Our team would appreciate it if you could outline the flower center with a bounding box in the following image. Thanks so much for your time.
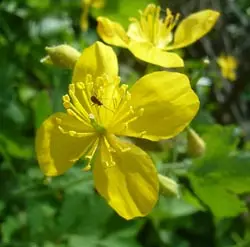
[127,4,179,49]
[57,73,145,171]
[60,74,144,136]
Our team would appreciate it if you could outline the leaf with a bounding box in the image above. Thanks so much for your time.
[32,90,53,129]
[188,125,250,218]
[0,134,33,159]
[1,216,20,244]
[68,235,99,247]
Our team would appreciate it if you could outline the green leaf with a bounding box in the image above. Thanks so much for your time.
[0,134,33,159]
[1,216,20,244]
[188,125,250,218]
[32,90,53,129]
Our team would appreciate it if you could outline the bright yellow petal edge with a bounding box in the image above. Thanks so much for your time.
[110,71,200,141]
[35,113,97,176]
[72,41,119,83]
[93,135,159,220]
[96,6,220,68]
[97,17,129,48]
[167,10,220,50]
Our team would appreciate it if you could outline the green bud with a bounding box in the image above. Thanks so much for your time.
[158,174,179,197]
[41,44,81,69]
[187,127,206,157]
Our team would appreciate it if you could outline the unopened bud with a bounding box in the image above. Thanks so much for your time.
[187,127,206,157]
[41,44,81,69]
[203,57,210,65]
[158,174,179,197]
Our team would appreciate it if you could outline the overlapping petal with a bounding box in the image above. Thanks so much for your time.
[97,17,129,48]
[72,41,118,83]
[111,71,199,141]
[93,135,159,220]
[128,41,184,68]
[167,10,220,50]
[35,113,97,176]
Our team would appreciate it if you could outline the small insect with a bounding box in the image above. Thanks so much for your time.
[90,95,114,112]
[90,95,103,106]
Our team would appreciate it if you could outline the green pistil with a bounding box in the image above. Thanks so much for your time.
[89,116,106,134]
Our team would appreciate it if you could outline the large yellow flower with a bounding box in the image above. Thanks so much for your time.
[217,54,238,81]
[97,4,220,68]
[35,41,200,220]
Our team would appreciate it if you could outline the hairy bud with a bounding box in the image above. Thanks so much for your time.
[41,44,81,69]
[187,127,206,157]
[158,174,179,197]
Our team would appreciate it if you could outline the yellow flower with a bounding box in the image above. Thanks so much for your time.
[217,54,238,81]
[80,0,105,31]
[35,41,200,220]
[97,4,220,68]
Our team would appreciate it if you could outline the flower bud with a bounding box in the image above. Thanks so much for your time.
[187,127,206,157]
[158,174,179,197]
[41,44,81,69]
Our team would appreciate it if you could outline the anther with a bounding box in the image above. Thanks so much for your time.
[82,164,91,171]
[89,113,95,120]
[58,126,67,134]
[69,83,75,92]
[138,131,147,138]
[69,130,76,136]
[129,105,135,114]
[104,161,116,168]
[138,108,144,116]
[63,102,71,109]
[55,117,62,124]
[62,94,70,102]
[76,82,85,89]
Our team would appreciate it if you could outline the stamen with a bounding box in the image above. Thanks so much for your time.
[69,85,90,119]
[66,109,91,127]
[104,160,116,168]
[58,125,95,138]
[82,138,99,171]
[138,131,147,138]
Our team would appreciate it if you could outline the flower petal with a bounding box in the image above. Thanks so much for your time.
[167,10,220,50]
[128,41,184,67]
[112,71,199,141]
[35,113,97,176]
[93,135,159,220]
[72,41,118,83]
[97,17,129,48]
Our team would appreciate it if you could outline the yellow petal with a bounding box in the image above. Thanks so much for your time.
[97,17,129,48]
[128,41,184,68]
[93,135,159,220]
[167,10,220,50]
[72,41,118,83]
[112,71,199,141]
[35,113,97,176]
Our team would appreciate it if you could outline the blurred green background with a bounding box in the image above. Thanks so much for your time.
[1,0,250,246]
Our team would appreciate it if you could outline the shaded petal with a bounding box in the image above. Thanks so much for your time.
[167,10,220,50]
[35,113,97,176]
[112,71,199,141]
[128,41,184,68]
[93,135,159,220]
[97,17,129,48]
[72,41,118,83]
